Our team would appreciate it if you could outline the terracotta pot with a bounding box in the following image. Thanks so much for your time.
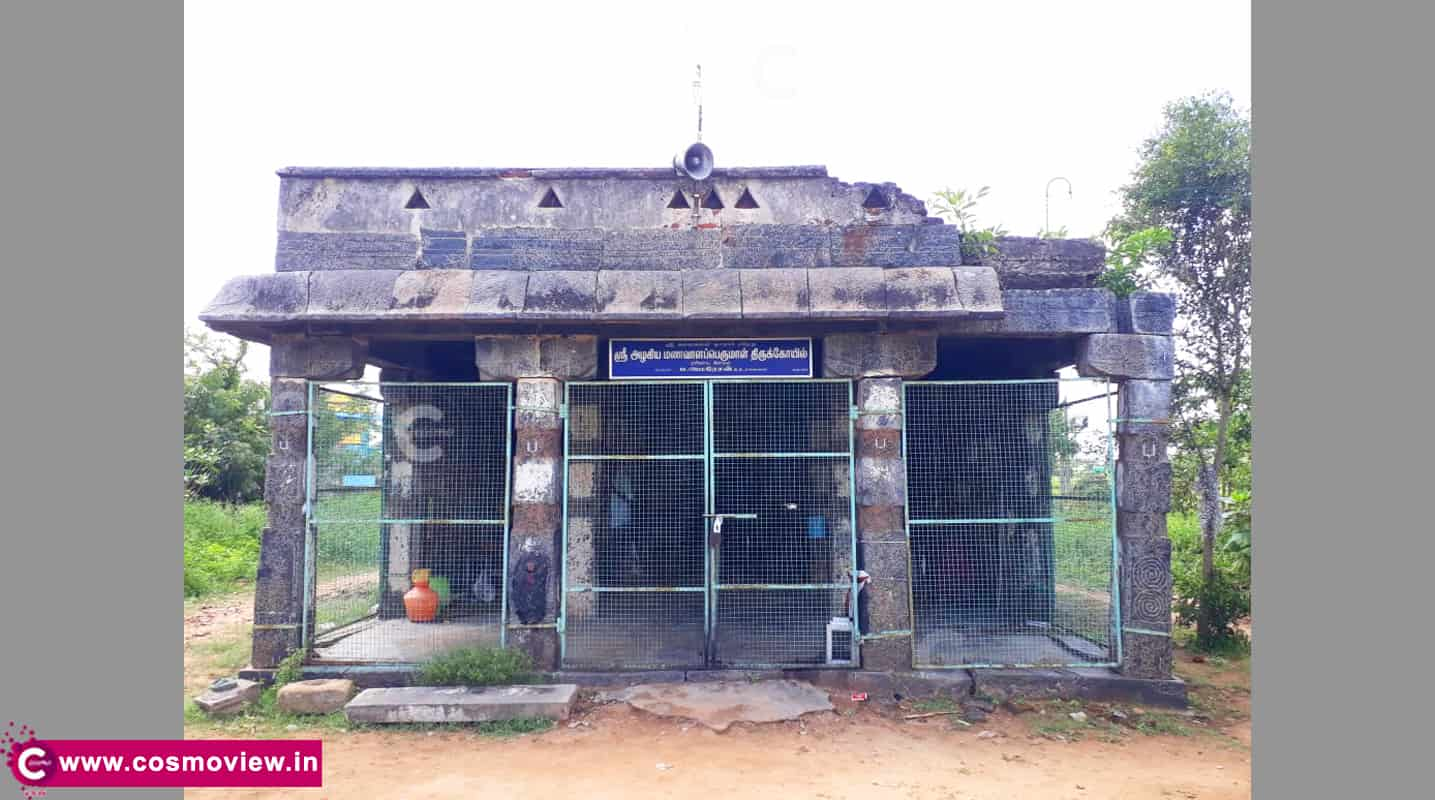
[403,568,439,623]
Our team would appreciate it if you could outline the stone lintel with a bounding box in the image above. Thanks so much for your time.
[269,334,367,380]
[1075,334,1175,380]
[476,335,597,381]
[823,332,937,379]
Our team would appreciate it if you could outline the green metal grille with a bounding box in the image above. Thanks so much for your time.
[710,381,856,667]
[305,382,512,664]
[563,382,708,668]
[903,379,1118,668]
[560,380,858,670]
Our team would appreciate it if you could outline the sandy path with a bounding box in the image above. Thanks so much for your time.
[183,583,1250,800]
[188,698,1249,800]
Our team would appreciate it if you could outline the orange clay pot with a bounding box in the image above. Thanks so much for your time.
[403,568,439,623]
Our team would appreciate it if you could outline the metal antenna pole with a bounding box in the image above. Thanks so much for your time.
[693,64,703,142]
[1045,177,1072,235]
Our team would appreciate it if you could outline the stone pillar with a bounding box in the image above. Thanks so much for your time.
[823,332,936,671]
[377,373,420,619]
[507,377,564,670]
[252,336,367,669]
[1075,321,1177,680]
[252,377,308,668]
[1115,379,1175,679]
[853,377,913,671]
[476,335,597,671]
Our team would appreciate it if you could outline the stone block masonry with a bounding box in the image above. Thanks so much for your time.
[837,341,938,672]
[1107,333,1176,679]
[251,377,308,669]
[498,356,596,671]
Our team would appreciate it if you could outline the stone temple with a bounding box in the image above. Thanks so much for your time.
[201,160,1183,704]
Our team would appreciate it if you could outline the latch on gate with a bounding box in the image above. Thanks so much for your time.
[703,513,758,546]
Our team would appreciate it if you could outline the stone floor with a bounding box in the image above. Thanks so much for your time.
[313,613,501,663]
[913,628,1111,667]
[563,614,849,669]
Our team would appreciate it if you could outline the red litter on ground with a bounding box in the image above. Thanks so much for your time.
[851,692,868,702]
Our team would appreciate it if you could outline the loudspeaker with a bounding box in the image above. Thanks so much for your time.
[673,142,714,180]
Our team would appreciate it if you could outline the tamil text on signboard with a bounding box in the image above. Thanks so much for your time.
[608,338,813,379]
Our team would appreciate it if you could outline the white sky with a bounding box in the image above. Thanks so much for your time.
[185,0,1250,376]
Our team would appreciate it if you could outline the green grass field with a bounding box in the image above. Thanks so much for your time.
[312,490,384,631]
[184,500,265,597]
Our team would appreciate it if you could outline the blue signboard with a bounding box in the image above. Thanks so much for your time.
[609,338,813,379]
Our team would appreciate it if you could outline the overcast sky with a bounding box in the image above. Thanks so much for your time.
[185,0,1250,376]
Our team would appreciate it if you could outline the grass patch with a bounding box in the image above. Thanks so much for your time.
[906,696,960,714]
[416,646,536,687]
[1019,699,1195,742]
[1052,497,1115,594]
[1173,626,1251,657]
[472,718,554,737]
[184,500,265,597]
[344,718,556,737]
[192,634,252,674]
[1126,712,1194,737]
[312,491,385,631]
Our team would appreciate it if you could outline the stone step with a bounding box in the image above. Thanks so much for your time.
[344,684,577,724]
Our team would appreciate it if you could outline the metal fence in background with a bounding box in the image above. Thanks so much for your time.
[903,379,1118,668]
[305,382,511,664]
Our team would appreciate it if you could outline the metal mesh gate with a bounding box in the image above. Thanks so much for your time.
[562,382,708,668]
[305,382,512,664]
[710,381,856,667]
[561,380,858,670]
[903,379,1118,668]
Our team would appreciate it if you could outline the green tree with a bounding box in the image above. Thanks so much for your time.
[1111,92,1251,646]
[184,329,270,502]
[1096,226,1173,297]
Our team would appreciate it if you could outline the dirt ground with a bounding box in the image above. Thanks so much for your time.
[184,591,1251,800]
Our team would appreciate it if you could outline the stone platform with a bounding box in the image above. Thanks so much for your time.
[279,665,1185,709]
[344,684,578,724]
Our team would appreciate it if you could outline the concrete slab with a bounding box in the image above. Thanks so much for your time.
[344,684,577,724]
[606,679,833,731]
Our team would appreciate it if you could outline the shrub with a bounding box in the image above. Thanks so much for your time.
[1096,226,1172,298]
[1169,512,1251,651]
[416,646,534,687]
[184,330,270,504]
[272,648,306,688]
[184,500,265,597]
